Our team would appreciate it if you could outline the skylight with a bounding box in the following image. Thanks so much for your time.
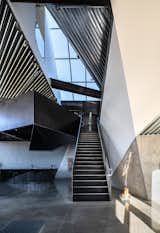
[46,9,99,101]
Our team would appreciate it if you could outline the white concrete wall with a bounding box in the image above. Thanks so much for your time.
[101,0,160,172]
[0,141,67,170]
[100,23,136,171]
[111,0,160,134]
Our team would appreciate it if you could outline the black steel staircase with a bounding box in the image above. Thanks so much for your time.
[73,115,110,201]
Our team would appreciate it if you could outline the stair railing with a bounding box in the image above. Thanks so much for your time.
[72,114,83,201]
[97,119,112,200]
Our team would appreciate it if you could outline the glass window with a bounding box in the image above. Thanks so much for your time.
[87,96,99,101]
[86,71,94,82]
[73,82,86,87]
[50,30,68,58]
[46,10,59,29]
[56,60,71,82]
[71,59,85,82]
[74,94,86,101]
[60,91,73,101]
[45,8,99,101]
[69,43,78,58]
[35,26,44,57]
[87,82,99,90]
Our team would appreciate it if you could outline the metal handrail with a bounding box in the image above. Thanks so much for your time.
[72,114,83,200]
[97,119,112,200]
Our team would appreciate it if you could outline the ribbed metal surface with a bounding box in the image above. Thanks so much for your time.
[141,116,160,135]
[47,5,113,87]
[0,0,55,101]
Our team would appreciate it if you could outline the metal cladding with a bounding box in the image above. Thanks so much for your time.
[47,4,113,88]
[141,116,160,135]
[0,0,55,101]
[0,92,80,149]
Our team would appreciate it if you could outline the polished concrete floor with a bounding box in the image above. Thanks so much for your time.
[0,179,129,233]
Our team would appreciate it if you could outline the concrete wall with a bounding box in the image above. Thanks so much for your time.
[113,135,160,200]
[101,0,160,171]
[101,0,160,199]
[100,23,136,172]
[110,0,160,135]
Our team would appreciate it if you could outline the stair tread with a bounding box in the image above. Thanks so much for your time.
[74,185,108,188]
[73,193,109,195]
[75,165,104,167]
[73,180,106,182]
[76,154,102,156]
[74,169,105,171]
[75,161,103,163]
[73,126,110,202]
[74,174,105,177]
[76,157,102,158]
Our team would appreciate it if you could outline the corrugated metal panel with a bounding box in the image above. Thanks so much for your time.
[141,116,160,135]
[0,0,55,101]
[47,5,113,87]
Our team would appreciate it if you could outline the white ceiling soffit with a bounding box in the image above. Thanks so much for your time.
[0,0,55,101]
[47,5,113,88]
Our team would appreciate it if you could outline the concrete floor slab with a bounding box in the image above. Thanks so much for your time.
[0,180,129,233]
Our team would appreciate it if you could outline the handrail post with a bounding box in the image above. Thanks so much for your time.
[72,114,83,201]
[97,118,112,200]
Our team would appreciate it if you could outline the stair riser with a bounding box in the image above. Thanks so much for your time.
[74,166,104,170]
[73,187,108,193]
[73,125,110,202]
[73,181,107,186]
[74,176,106,180]
[78,148,101,150]
[77,151,102,154]
[76,153,102,158]
[77,146,101,148]
[74,170,105,175]
[80,135,99,139]
[79,139,99,141]
[73,194,110,201]
[78,144,101,146]
[76,158,103,161]
[75,161,103,165]
[77,148,101,150]
[79,139,99,140]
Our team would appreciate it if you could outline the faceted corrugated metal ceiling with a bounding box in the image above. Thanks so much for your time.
[47,5,113,88]
[0,0,55,101]
[141,116,160,135]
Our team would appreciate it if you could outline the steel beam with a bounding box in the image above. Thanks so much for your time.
[50,78,101,98]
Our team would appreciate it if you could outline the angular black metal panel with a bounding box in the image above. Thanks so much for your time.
[34,92,79,135]
[30,125,76,150]
[0,125,33,141]
[0,91,80,149]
